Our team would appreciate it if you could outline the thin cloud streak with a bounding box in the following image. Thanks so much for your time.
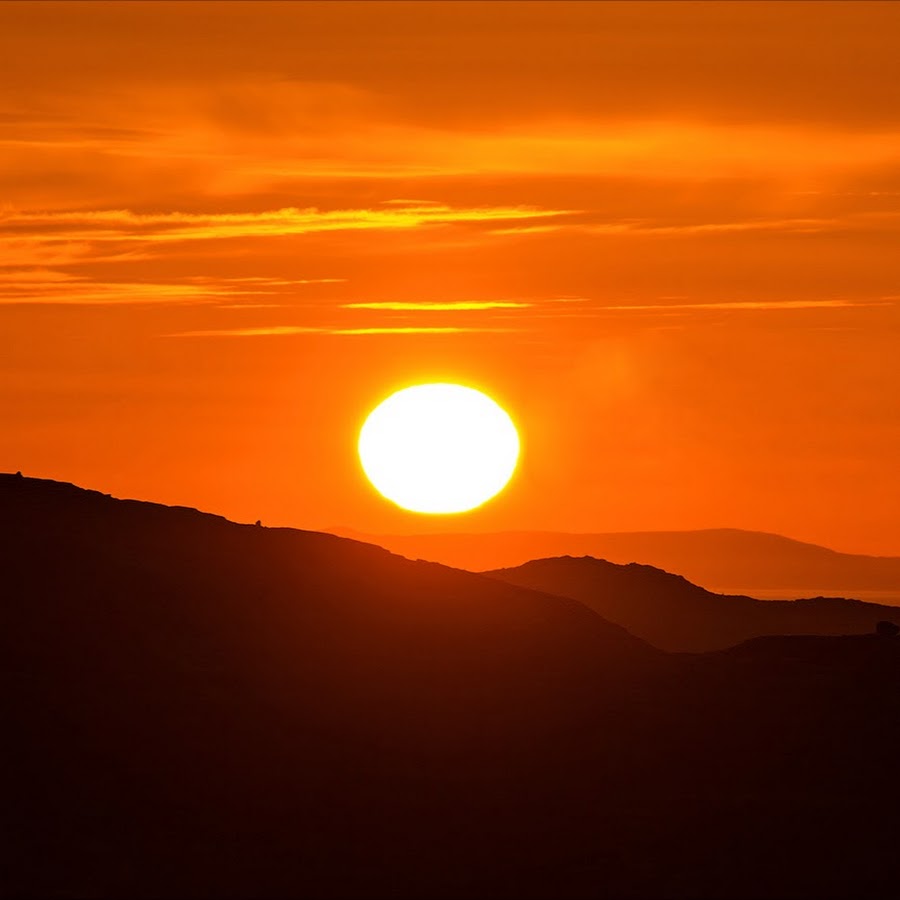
[525,299,899,319]
[169,325,517,338]
[488,216,851,238]
[0,281,224,305]
[0,204,573,276]
[343,301,532,311]
[0,268,82,283]
[185,276,346,286]
[595,299,891,312]
[1,204,573,244]
[0,269,345,306]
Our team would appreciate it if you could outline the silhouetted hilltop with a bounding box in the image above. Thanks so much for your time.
[5,474,900,899]
[1,474,656,899]
[336,527,900,601]
[488,555,900,652]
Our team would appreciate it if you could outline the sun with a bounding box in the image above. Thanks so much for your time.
[358,383,520,514]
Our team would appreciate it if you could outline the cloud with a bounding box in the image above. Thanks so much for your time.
[4,2,900,134]
[209,121,900,187]
[0,203,573,274]
[551,299,897,314]
[0,269,344,306]
[0,267,82,283]
[487,216,853,239]
[164,297,896,341]
[342,301,532,311]
[487,224,571,236]
[0,280,226,306]
[595,217,843,237]
[185,275,345,286]
[168,325,516,338]
[1,203,572,242]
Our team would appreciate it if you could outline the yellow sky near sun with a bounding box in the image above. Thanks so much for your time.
[1,1,899,553]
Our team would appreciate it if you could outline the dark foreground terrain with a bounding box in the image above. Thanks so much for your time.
[4,474,900,899]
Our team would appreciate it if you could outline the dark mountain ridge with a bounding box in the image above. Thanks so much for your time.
[488,555,900,652]
[335,526,900,600]
[1,474,659,898]
[4,474,900,899]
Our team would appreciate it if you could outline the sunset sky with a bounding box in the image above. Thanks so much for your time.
[2,1,899,554]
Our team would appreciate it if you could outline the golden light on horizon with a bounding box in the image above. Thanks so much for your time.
[358,384,520,514]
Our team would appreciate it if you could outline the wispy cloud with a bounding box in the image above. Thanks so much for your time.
[220,121,900,186]
[593,299,891,312]
[521,298,899,319]
[169,325,516,338]
[487,216,850,239]
[342,300,532,311]
[545,297,592,304]
[599,217,843,237]
[1,203,573,244]
[0,203,573,279]
[0,268,344,305]
[0,271,215,305]
[482,224,568,236]
[0,267,81,283]
[185,275,345,287]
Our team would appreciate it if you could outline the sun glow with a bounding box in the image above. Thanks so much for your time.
[358,384,520,514]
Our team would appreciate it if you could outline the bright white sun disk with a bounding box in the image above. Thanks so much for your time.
[358,383,519,514]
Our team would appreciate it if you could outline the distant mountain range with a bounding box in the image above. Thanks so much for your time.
[488,556,900,652]
[336,527,900,602]
[5,473,900,899]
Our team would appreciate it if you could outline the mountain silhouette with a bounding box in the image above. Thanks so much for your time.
[1,474,658,899]
[5,473,900,899]
[487,555,900,652]
[336,527,900,601]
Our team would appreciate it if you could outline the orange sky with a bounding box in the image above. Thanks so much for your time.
[1,1,899,554]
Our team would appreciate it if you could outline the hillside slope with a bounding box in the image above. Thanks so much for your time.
[488,555,900,652]
[1,474,656,899]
